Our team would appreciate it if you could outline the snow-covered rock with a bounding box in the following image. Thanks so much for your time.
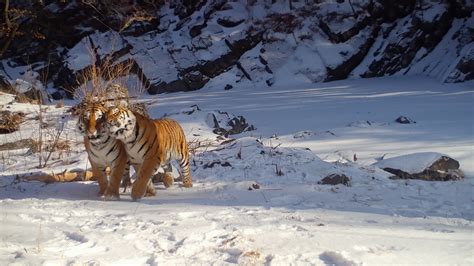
[374,152,464,181]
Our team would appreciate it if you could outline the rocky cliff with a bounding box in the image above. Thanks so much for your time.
[0,0,472,99]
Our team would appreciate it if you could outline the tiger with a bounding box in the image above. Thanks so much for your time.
[104,100,193,201]
[75,86,156,198]
[76,99,130,199]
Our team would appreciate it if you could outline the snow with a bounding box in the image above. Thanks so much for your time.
[66,31,128,71]
[373,152,446,174]
[1,75,473,264]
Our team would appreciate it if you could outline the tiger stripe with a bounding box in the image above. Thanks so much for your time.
[105,102,192,201]
[77,100,156,199]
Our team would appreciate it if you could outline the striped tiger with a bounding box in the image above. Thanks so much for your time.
[76,99,156,199]
[72,83,155,191]
[105,100,192,201]
[77,99,128,199]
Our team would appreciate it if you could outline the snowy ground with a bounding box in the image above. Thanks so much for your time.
[0,77,473,265]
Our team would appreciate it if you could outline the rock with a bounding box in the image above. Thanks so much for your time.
[120,18,161,37]
[374,152,463,181]
[224,84,233,90]
[318,174,351,186]
[325,26,380,81]
[190,23,207,38]
[200,31,263,78]
[0,75,15,94]
[51,91,64,100]
[207,111,256,137]
[395,116,416,124]
[227,116,251,135]
[217,18,244,28]
[266,78,275,87]
[181,71,209,91]
[362,4,453,78]
[203,161,232,169]
[2,0,472,97]
[445,47,474,83]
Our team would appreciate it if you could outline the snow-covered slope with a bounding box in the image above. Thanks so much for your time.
[1,77,473,264]
[1,0,472,97]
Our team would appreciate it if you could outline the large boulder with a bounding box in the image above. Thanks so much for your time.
[318,174,351,186]
[374,152,464,181]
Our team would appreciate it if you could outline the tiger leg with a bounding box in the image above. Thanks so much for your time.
[132,164,156,197]
[179,156,192,188]
[91,163,108,196]
[104,149,128,200]
[131,161,159,201]
[84,138,108,194]
[162,163,174,188]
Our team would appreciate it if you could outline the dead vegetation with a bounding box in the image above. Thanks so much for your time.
[0,110,24,134]
[0,138,35,151]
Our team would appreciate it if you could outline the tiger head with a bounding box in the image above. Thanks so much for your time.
[105,100,136,141]
[77,100,109,141]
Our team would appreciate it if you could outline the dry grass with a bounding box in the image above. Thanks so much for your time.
[0,138,35,151]
[0,110,24,134]
[28,138,71,154]
[73,60,139,111]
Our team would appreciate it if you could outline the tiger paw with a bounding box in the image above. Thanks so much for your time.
[182,178,193,188]
[103,190,120,201]
[145,184,156,197]
[163,172,174,188]
[131,185,146,201]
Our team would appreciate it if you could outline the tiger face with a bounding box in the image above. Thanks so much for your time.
[77,101,108,141]
[105,103,136,141]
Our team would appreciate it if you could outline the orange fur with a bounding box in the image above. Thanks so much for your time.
[106,106,192,200]
[78,101,155,199]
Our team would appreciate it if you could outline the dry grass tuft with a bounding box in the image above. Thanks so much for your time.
[0,110,24,134]
[0,138,35,151]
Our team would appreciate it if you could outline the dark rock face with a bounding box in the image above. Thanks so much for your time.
[326,26,380,81]
[1,0,472,98]
[51,91,64,100]
[362,4,455,78]
[200,31,263,78]
[383,155,464,181]
[318,174,351,186]
[217,18,244,28]
[445,47,474,83]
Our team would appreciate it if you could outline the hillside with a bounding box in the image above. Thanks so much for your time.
[0,0,473,98]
